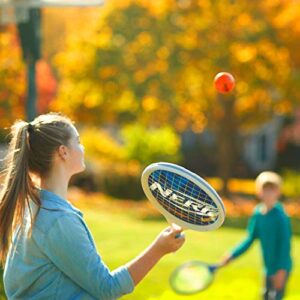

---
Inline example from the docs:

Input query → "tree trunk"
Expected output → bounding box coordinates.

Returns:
[213,93,238,197]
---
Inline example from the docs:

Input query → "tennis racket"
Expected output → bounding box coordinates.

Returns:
[141,162,225,231]
[170,261,220,294]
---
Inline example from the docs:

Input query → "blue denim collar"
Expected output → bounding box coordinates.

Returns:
[39,189,83,217]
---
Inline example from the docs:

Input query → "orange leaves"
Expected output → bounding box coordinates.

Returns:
[36,60,57,114]
[117,90,136,112]
[235,13,253,28]
[137,31,152,47]
[0,27,25,127]
[142,95,159,112]
[49,0,300,148]
[222,198,256,218]
[230,44,257,64]
[223,198,300,219]
[284,201,300,218]
[156,46,170,60]
[273,1,300,30]
[99,66,118,80]
[177,101,207,133]
[80,127,124,163]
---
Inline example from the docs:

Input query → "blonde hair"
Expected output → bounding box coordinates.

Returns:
[0,112,74,265]
[255,171,282,193]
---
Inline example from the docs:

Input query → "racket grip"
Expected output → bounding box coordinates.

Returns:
[175,232,185,239]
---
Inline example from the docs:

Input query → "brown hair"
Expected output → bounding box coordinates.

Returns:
[0,112,74,265]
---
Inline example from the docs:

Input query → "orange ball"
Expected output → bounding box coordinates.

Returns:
[214,72,235,94]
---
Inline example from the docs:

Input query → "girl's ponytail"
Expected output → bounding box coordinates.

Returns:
[0,121,38,265]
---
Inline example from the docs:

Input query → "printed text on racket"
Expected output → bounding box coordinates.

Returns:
[150,182,218,218]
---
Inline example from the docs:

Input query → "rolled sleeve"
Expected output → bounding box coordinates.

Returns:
[111,266,135,294]
[43,213,134,299]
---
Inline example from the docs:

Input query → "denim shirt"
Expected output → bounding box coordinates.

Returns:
[4,189,134,300]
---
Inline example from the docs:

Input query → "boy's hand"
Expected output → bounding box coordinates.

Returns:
[219,253,232,267]
[272,269,287,290]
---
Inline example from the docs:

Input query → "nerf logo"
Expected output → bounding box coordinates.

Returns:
[150,182,213,215]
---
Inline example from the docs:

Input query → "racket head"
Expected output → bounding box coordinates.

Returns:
[141,162,225,231]
[170,260,216,295]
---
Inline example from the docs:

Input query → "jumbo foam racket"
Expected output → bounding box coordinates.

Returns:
[141,162,225,231]
[170,261,219,294]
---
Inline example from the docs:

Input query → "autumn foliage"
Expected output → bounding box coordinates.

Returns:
[0,26,25,130]
[1,1,300,189]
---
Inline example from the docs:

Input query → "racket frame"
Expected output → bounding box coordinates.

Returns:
[170,260,217,295]
[141,162,225,231]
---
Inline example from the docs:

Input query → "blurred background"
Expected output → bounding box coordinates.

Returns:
[1,0,300,299]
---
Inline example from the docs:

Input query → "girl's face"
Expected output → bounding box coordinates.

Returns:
[65,125,85,176]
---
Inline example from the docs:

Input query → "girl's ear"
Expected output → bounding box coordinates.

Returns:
[57,145,68,160]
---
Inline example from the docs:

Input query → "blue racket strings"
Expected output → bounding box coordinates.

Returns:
[148,170,219,226]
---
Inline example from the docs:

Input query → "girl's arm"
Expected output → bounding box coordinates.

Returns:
[43,214,184,299]
[126,226,185,285]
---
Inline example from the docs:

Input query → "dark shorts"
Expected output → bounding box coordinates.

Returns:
[263,273,289,300]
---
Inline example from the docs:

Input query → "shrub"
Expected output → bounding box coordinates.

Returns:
[72,124,182,200]
[282,170,300,199]
[121,124,181,166]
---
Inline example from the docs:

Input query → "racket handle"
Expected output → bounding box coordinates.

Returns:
[170,223,184,239]
[208,264,219,273]
[175,232,185,239]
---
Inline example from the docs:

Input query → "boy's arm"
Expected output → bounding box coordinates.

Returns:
[273,214,292,290]
[220,213,258,266]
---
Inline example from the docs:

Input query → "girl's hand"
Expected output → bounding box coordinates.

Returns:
[152,224,185,255]
[126,224,185,286]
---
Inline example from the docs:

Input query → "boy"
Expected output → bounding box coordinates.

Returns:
[220,171,292,300]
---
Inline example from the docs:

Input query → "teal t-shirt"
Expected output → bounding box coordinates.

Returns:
[230,202,292,276]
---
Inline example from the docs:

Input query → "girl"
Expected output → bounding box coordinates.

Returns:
[0,113,185,299]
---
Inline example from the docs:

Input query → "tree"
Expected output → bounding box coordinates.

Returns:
[53,0,299,194]
[0,26,25,133]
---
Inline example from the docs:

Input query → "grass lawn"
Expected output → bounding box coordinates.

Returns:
[1,202,299,300]
[83,207,300,300]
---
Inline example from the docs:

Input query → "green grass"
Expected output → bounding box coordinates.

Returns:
[1,208,300,300]
[84,208,300,300]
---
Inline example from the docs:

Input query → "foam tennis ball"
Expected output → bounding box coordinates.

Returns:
[214,72,235,94]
